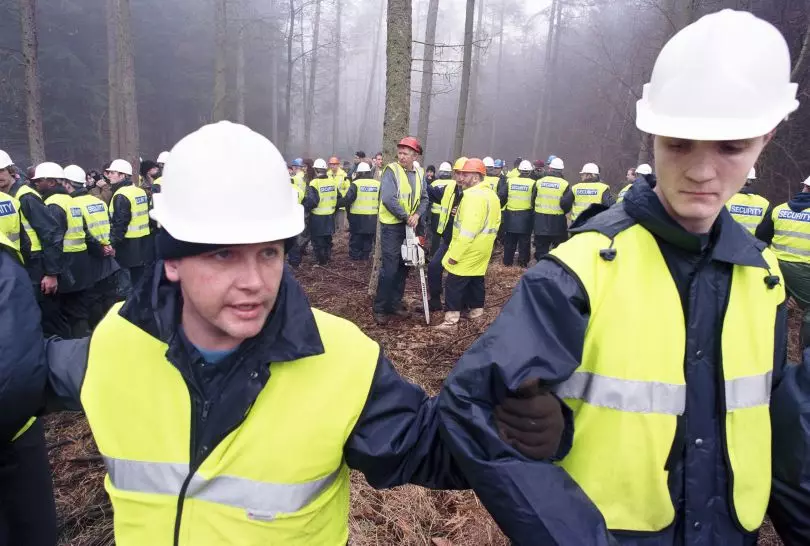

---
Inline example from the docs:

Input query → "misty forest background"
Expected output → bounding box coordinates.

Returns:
[1,0,810,204]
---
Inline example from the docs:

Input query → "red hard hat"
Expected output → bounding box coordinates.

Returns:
[328,156,340,165]
[459,158,486,176]
[397,136,423,155]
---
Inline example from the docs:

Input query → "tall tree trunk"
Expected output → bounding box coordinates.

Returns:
[359,1,385,145]
[213,0,228,121]
[532,0,557,158]
[466,0,484,147]
[284,0,295,152]
[106,0,120,158]
[304,0,322,156]
[235,0,247,124]
[452,0,474,160]
[270,0,279,142]
[19,0,45,164]
[117,0,139,173]
[538,0,562,156]
[488,2,504,152]
[332,0,342,151]
[369,0,412,295]
[416,0,439,150]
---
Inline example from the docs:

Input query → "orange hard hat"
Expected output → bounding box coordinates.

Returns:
[328,156,340,165]
[459,158,486,176]
[397,136,422,155]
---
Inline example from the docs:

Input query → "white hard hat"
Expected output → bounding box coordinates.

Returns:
[0,150,12,170]
[414,161,421,170]
[636,163,653,175]
[747,167,757,180]
[549,157,565,170]
[64,165,87,185]
[313,158,327,170]
[580,162,599,175]
[438,162,452,172]
[356,162,371,173]
[109,159,133,176]
[150,121,304,245]
[157,151,171,164]
[636,10,799,141]
[518,160,533,171]
[803,176,810,187]
[483,156,495,168]
[33,162,64,180]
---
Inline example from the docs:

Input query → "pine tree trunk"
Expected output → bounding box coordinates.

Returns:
[304,0,322,156]
[236,17,246,123]
[359,1,385,145]
[533,0,557,158]
[416,0,439,150]
[270,0,279,142]
[106,0,120,158]
[452,0,474,160]
[489,3,504,152]
[332,0,341,151]
[283,0,295,152]
[117,0,139,173]
[19,0,45,164]
[466,0,484,146]
[213,0,228,122]
[538,0,562,156]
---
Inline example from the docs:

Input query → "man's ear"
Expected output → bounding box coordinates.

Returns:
[164,259,181,282]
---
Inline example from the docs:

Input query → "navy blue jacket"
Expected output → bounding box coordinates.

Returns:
[440,182,807,545]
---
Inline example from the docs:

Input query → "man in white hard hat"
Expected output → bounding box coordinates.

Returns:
[498,159,535,267]
[107,158,152,296]
[533,158,573,259]
[302,158,337,265]
[569,161,614,224]
[152,150,170,194]
[482,156,500,191]
[340,161,380,261]
[38,121,566,545]
[427,160,455,256]
[726,167,771,237]
[619,163,656,204]
[441,10,810,545]
[0,150,64,334]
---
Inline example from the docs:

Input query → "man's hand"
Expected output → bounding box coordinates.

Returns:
[495,378,565,460]
[448,257,458,265]
[40,275,58,295]
[407,213,420,228]
[102,245,115,257]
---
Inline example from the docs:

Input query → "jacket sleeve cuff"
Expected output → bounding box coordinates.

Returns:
[550,393,574,462]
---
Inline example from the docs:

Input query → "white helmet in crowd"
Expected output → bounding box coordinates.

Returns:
[109,159,133,176]
[64,165,87,185]
[518,160,533,172]
[157,151,171,164]
[483,156,495,168]
[438,162,452,173]
[636,163,653,175]
[33,162,64,180]
[580,162,599,175]
[0,150,12,170]
[356,162,371,173]
[636,9,798,141]
[313,158,327,170]
[150,121,304,244]
[549,157,565,170]
[747,167,757,180]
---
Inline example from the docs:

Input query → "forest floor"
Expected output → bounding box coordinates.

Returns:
[46,232,795,545]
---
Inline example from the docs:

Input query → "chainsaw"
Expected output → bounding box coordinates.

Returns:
[401,226,430,325]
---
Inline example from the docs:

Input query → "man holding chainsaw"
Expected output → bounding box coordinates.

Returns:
[373,137,428,326]
[438,158,501,328]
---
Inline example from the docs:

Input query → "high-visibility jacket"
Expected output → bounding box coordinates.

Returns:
[311,178,337,216]
[506,177,534,212]
[443,184,501,276]
[291,171,307,195]
[73,194,112,245]
[436,181,458,236]
[349,179,381,215]
[771,203,810,263]
[484,175,500,192]
[14,185,42,252]
[726,192,770,235]
[379,163,423,225]
[506,168,520,179]
[534,176,569,216]
[550,223,780,533]
[328,169,350,197]
[45,193,88,253]
[110,185,150,239]
[570,182,611,222]
[430,179,452,214]
[0,213,23,262]
[617,183,633,203]
[292,181,305,204]
[152,177,162,192]
[82,304,378,546]
[0,191,22,252]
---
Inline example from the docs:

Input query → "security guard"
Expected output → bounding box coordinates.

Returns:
[0,190,24,256]
[483,157,501,191]
[506,158,522,179]
[328,157,349,233]
[64,165,121,328]
[108,159,151,296]
[373,136,428,325]
[428,161,454,254]
[340,162,380,260]
[290,158,307,195]
[32,162,96,338]
[438,158,501,328]
[287,169,306,269]
[570,162,614,223]
[151,150,170,194]
[498,159,534,267]
[533,162,573,259]
[726,167,770,236]
[618,163,654,203]
[39,121,565,546]
[427,159,465,312]
[441,10,810,545]
[303,158,337,265]
[0,150,64,335]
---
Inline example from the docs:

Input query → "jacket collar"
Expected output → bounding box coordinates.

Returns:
[40,184,69,200]
[119,262,325,365]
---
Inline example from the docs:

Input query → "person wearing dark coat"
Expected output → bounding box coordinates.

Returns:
[498,161,535,267]
[302,161,336,265]
[426,173,463,312]
[108,163,152,296]
[533,166,574,259]
[340,162,380,260]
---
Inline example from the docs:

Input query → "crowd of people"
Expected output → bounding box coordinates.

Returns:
[2,8,810,546]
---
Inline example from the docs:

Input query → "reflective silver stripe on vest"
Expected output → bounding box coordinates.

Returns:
[66,226,84,235]
[132,210,149,218]
[104,456,340,516]
[453,219,478,239]
[7,232,19,242]
[725,372,772,411]
[774,230,810,240]
[555,371,686,415]
[772,243,810,257]
[64,238,86,248]
[87,220,110,229]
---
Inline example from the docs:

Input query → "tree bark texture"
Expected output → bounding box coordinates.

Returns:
[106,0,120,158]
[489,2,504,152]
[452,0,475,160]
[304,0,322,156]
[213,0,228,122]
[117,0,139,172]
[332,0,342,151]
[284,0,295,153]
[538,0,562,156]
[466,0,484,146]
[416,0,439,150]
[235,0,247,124]
[19,0,45,164]
[359,0,385,147]
[532,0,557,158]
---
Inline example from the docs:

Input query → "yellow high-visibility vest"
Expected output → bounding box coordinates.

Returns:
[436,181,458,235]
[550,223,780,533]
[110,185,150,239]
[291,172,306,195]
[506,177,533,212]
[771,203,810,263]
[311,178,337,216]
[726,193,770,235]
[0,191,23,252]
[617,183,633,203]
[82,304,379,545]
[73,194,111,245]
[483,175,500,192]
[534,176,569,215]
[379,163,423,225]
[13,185,42,252]
[349,179,381,216]
[570,182,610,222]
[44,193,88,253]
[443,184,501,276]
[430,179,452,215]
